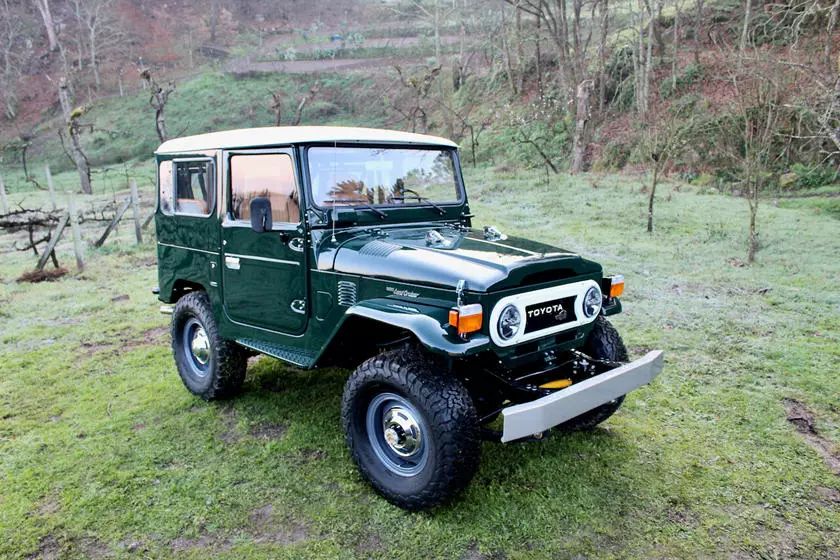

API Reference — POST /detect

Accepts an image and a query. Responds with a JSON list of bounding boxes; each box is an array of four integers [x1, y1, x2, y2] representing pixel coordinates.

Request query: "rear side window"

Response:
[[230, 154, 300, 224], [175, 161, 215, 216], [158, 160, 173, 215]]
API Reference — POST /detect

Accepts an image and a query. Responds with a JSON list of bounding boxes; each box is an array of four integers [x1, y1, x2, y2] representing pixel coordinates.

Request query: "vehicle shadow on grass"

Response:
[[233, 356, 661, 538]]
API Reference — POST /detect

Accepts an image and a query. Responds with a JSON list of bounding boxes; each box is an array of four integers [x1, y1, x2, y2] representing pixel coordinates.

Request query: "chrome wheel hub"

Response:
[[382, 406, 422, 457], [190, 326, 210, 365], [366, 393, 428, 476], [183, 318, 211, 378]]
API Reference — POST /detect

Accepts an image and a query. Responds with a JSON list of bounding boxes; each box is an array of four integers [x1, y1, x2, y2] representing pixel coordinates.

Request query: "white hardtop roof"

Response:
[[155, 126, 458, 154]]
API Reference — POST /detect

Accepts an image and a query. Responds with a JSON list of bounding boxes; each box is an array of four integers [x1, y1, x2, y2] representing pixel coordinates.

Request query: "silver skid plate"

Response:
[[500, 350, 664, 443]]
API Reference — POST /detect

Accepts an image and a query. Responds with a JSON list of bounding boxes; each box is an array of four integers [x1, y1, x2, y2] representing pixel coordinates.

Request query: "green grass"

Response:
[[1, 168, 838, 559]]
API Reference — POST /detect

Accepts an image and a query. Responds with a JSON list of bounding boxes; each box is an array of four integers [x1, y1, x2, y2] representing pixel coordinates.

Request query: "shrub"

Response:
[[660, 63, 702, 99], [790, 163, 838, 189], [593, 142, 632, 171]]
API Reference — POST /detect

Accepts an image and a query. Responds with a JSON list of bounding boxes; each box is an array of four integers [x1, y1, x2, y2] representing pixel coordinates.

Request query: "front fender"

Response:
[[334, 298, 490, 358]]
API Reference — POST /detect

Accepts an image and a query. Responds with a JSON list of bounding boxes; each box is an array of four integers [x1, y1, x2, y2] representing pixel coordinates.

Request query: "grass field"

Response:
[[0, 167, 838, 559]]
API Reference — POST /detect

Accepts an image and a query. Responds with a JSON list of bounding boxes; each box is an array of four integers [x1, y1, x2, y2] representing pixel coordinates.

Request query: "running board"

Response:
[[235, 338, 317, 368]]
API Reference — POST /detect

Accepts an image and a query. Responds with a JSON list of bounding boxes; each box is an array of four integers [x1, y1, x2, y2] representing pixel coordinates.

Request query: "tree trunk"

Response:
[[515, 1, 525, 92], [826, 0, 839, 76], [598, 0, 609, 114], [210, 1, 217, 43], [643, 2, 655, 115], [32, 0, 59, 52], [671, 1, 680, 89], [535, 13, 543, 97], [155, 106, 168, 142], [433, 0, 441, 59], [571, 80, 593, 174], [748, 194, 758, 263], [58, 78, 92, 195], [693, 0, 704, 64], [647, 163, 659, 232], [740, 0, 752, 57]]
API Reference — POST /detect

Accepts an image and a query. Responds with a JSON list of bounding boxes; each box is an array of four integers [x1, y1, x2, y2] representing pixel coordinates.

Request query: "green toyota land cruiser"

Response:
[[154, 126, 664, 510]]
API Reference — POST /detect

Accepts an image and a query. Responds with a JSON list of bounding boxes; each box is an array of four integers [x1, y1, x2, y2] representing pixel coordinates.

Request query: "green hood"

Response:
[[317, 226, 601, 292]]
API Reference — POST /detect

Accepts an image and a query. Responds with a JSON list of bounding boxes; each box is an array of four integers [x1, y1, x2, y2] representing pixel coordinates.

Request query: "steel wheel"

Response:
[[365, 393, 428, 476], [182, 317, 211, 378]]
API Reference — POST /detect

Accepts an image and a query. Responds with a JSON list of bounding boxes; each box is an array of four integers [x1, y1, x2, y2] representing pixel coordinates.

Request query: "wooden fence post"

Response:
[[36, 213, 69, 270], [129, 178, 143, 244], [0, 173, 8, 214], [45, 165, 57, 210], [67, 192, 84, 272], [94, 197, 132, 247]]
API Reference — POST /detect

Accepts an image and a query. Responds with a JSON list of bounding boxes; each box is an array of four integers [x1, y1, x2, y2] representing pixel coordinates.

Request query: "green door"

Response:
[[220, 149, 308, 334]]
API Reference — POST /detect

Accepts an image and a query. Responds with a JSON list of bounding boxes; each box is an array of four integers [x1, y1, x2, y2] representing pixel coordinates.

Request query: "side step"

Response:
[[235, 338, 317, 368]]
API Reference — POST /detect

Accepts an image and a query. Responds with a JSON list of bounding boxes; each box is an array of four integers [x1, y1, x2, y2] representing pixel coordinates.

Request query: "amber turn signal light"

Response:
[[449, 303, 483, 335], [609, 275, 625, 298]]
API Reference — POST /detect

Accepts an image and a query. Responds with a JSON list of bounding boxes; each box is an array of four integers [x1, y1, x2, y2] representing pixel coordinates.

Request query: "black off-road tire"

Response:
[[170, 291, 247, 400], [556, 316, 629, 431], [341, 346, 482, 511]]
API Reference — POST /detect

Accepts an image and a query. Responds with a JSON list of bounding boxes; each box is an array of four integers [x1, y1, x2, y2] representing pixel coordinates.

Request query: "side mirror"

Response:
[[250, 197, 273, 232]]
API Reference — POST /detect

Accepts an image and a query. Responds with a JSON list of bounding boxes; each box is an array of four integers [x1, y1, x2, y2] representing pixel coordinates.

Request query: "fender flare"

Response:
[[324, 298, 490, 359]]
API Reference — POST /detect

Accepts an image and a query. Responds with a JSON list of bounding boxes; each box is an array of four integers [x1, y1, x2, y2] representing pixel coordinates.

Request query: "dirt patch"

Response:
[[76, 537, 113, 558], [248, 422, 288, 440], [78, 325, 169, 359], [17, 268, 69, 283], [783, 398, 840, 475], [171, 533, 227, 553], [667, 507, 699, 528], [816, 486, 840, 503], [218, 407, 240, 444], [28, 534, 61, 559], [249, 505, 310, 546], [34, 495, 61, 517], [355, 532, 383, 554], [110, 294, 130, 302]]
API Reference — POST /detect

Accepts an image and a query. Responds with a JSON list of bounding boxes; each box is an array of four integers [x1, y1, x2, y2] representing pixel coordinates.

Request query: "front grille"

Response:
[[523, 296, 577, 334]]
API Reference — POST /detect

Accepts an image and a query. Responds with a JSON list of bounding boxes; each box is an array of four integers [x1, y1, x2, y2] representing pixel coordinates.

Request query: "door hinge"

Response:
[[288, 237, 304, 252]]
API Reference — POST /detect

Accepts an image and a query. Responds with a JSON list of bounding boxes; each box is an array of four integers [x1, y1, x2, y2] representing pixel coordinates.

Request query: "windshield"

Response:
[[307, 147, 461, 208]]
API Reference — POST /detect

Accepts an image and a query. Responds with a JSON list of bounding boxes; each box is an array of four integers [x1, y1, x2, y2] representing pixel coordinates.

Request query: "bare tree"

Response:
[[291, 82, 320, 126], [140, 67, 175, 143], [392, 64, 443, 134], [58, 78, 92, 194], [826, 0, 840, 76], [389, 0, 459, 59], [693, 0, 706, 64], [642, 101, 693, 232], [0, 0, 26, 120], [70, 0, 122, 88], [269, 89, 283, 126], [720, 61, 786, 263], [513, 0, 600, 103], [571, 79, 594, 173], [31, 0, 59, 51]]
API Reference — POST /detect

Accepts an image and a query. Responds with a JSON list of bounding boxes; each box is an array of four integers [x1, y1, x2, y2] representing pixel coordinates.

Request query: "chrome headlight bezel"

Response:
[[582, 285, 602, 318], [497, 304, 522, 341]]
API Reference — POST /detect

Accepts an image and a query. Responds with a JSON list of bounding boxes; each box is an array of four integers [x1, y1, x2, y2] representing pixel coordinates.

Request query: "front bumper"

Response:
[[500, 350, 664, 442]]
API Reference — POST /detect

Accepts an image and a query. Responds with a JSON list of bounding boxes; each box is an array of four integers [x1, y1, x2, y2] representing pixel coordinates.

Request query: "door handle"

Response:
[[224, 256, 240, 270]]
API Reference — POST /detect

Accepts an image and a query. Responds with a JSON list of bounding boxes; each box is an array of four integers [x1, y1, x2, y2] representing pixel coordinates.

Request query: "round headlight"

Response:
[[497, 304, 522, 341], [583, 286, 602, 318]]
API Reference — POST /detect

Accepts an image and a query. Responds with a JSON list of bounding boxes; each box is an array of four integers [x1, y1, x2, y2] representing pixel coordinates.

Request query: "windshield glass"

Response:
[[308, 147, 460, 208]]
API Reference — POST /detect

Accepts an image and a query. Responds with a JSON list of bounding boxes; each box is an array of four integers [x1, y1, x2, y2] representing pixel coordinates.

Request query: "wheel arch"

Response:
[[313, 299, 490, 369]]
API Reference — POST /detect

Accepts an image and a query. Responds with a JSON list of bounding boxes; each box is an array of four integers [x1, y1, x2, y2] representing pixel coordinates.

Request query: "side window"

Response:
[[158, 160, 173, 215], [174, 161, 215, 216], [230, 154, 300, 224]]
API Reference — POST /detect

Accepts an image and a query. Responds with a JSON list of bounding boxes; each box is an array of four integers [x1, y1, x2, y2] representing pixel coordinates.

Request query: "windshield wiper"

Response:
[[391, 195, 446, 216], [323, 199, 387, 219]]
